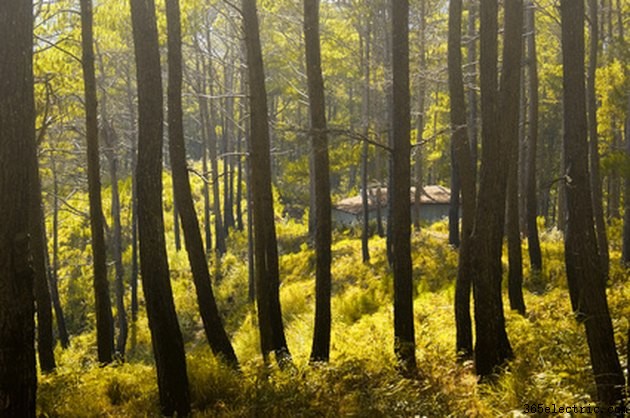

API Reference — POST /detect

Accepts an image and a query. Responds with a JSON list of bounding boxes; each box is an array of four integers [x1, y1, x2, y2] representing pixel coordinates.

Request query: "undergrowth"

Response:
[[37, 218, 630, 417]]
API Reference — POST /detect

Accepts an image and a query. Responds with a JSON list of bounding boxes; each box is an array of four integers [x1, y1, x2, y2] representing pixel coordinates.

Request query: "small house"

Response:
[[332, 185, 452, 227]]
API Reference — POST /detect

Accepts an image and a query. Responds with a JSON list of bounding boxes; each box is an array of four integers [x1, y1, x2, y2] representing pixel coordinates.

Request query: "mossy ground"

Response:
[[37, 219, 629, 417]]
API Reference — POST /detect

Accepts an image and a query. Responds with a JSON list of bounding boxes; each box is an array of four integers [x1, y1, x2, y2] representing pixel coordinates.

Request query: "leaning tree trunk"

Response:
[[304, 0, 333, 364], [0, 1, 37, 415], [80, 0, 114, 364], [391, 0, 417, 377], [449, 0, 475, 359], [560, 0, 624, 407], [130, 0, 191, 414], [242, 0, 292, 366], [165, 0, 238, 368]]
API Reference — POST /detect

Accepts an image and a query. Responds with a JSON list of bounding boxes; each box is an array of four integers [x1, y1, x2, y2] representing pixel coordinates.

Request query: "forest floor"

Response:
[[37, 219, 630, 417]]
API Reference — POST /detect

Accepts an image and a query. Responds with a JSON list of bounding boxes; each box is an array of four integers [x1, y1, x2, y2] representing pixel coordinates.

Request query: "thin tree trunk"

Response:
[[130, 0, 191, 413], [466, 1, 478, 179], [197, 51, 213, 255], [0, 0, 37, 413], [304, 0, 332, 363], [560, 0, 624, 406], [125, 70, 140, 323], [391, 0, 417, 377], [101, 117, 129, 358], [49, 153, 70, 348], [242, 0, 292, 366], [623, 94, 630, 265], [449, 0, 475, 359], [525, 0, 543, 272], [360, 19, 371, 264], [206, 31, 227, 256], [80, 0, 114, 364], [587, 0, 609, 278], [506, 1, 526, 316], [165, 0, 238, 368], [415, 0, 426, 233], [31, 160, 56, 372]]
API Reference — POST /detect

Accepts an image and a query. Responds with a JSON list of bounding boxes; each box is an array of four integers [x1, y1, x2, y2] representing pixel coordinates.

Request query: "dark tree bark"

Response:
[[242, 0, 292, 365], [504, 0, 526, 315], [80, 0, 114, 364], [165, 0, 238, 368], [587, 0, 610, 278], [525, 0, 543, 273], [49, 153, 70, 348], [449, 0, 475, 359], [391, 0, 417, 377], [560, 0, 624, 407], [130, 0, 191, 414], [304, 0, 333, 363], [470, 0, 513, 377], [31, 164, 56, 372], [173, 199, 182, 252], [448, 0, 461, 249], [0, 1, 37, 415]]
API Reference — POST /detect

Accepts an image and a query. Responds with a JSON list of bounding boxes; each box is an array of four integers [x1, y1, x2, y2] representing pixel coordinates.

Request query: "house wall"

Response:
[[332, 203, 451, 228]]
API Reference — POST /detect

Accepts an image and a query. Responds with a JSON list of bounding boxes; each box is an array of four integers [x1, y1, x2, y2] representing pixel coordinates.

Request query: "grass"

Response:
[[36, 219, 630, 417]]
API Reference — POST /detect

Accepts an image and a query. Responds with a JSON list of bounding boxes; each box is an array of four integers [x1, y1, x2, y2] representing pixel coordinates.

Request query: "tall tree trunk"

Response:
[[206, 31, 227, 256], [560, 0, 624, 407], [587, 0, 610, 278], [361, 20, 371, 264], [449, 0, 462, 248], [80, 0, 114, 364], [223, 50, 236, 234], [130, 0, 191, 413], [525, 0, 543, 272], [466, 1, 478, 179], [102, 118, 128, 358], [623, 94, 630, 265], [197, 51, 213, 256], [242, 0, 292, 366], [165, 0, 238, 368], [449, 0, 475, 359], [49, 153, 70, 348], [415, 0, 426, 233], [0, 1, 37, 414], [31, 161, 56, 372], [471, 0, 513, 377], [391, 0, 417, 377], [125, 71, 140, 323], [505, 1, 526, 315], [304, 0, 332, 363]]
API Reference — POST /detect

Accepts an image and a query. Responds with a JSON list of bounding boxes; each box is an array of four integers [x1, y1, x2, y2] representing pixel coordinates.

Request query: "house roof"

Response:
[[334, 185, 451, 215]]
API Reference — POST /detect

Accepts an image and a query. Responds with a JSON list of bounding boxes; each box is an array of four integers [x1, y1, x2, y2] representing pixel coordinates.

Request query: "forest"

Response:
[[0, 0, 629, 416]]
